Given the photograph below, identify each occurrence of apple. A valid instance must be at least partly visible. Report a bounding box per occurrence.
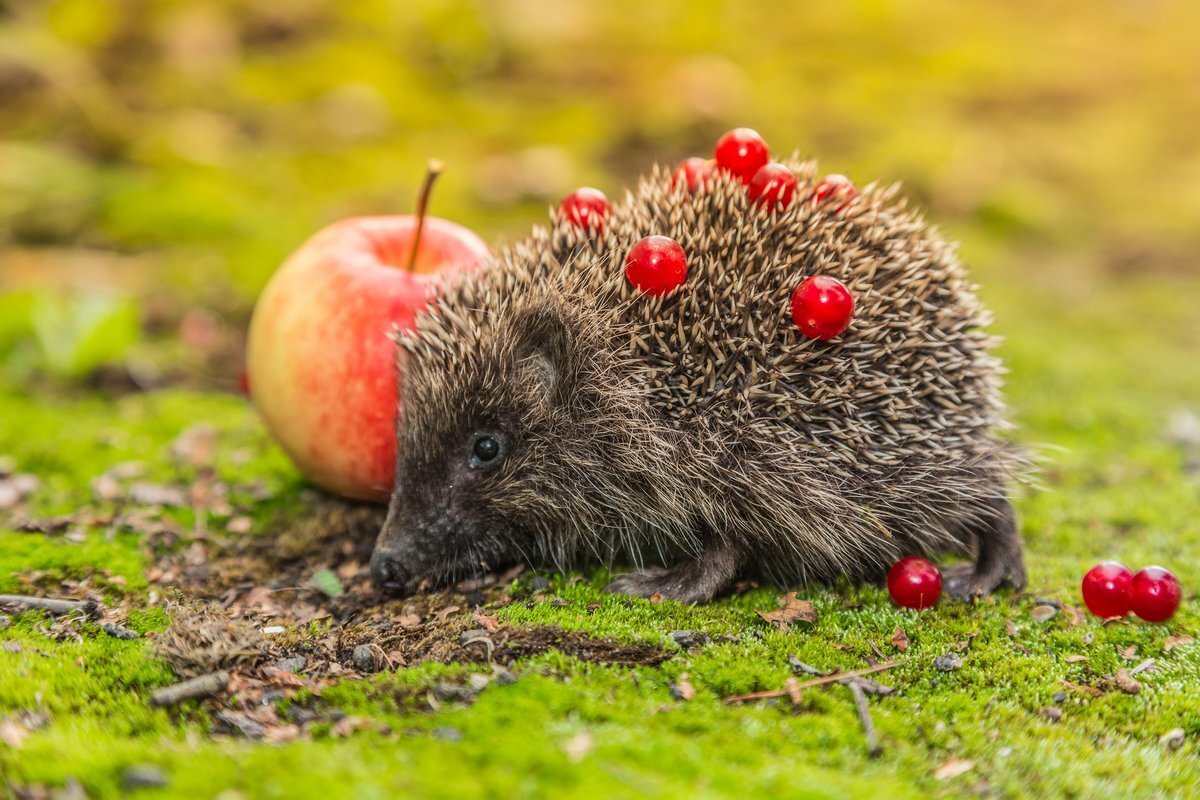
[247,162,492,501]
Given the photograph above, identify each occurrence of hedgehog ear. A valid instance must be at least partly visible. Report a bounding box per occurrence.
[512,305,573,403]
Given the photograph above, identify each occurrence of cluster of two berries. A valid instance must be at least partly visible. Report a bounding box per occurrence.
[557,127,857,341]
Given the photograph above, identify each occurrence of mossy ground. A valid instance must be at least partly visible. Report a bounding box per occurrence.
[3,1,1200,798]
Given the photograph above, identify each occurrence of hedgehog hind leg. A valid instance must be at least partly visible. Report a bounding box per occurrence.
[944,496,1027,602]
[606,537,741,604]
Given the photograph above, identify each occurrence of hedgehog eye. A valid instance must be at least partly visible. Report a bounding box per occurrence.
[469,434,504,468]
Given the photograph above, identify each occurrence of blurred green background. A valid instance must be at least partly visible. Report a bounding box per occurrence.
[2,0,1198,391]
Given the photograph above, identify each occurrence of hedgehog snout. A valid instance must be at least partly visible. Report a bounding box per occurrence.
[369,546,412,594]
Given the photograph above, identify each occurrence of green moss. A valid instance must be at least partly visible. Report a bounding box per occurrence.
[5,1,1200,796]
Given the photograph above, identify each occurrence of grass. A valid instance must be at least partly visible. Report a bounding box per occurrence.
[3,0,1200,796]
[3,268,1199,798]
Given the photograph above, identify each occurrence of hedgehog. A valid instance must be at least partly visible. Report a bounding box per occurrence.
[369,156,1028,604]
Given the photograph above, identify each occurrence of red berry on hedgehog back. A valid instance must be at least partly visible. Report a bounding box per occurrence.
[673,158,716,193]
[1130,565,1181,622]
[747,163,798,212]
[812,174,857,213]
[714,128,769,184]
[559,187,611,232]
[625,235,687,296]
[1081,561,1133,618]
[791,275,854,340]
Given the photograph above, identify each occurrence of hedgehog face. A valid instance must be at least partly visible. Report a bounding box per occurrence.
[370,303,583,595]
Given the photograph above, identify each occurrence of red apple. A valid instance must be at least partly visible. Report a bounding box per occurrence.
[247,163,491,501]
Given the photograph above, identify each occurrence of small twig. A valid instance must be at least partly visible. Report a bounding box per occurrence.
[150,670,230,707]
[848,679,882,758]
[0,594,96,617]
[724,661,898,704]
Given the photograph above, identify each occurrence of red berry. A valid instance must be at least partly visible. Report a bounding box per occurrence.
[747,163,798,212]
[559,187,611,232]
[1080,561,1133,618]
[624,235,687,296]
[714,128,770,184]
[887,557,942,610]
[812,174,858,213]
[1130,565,1182,622]
[673,158,716,192]
[790,275,854,340]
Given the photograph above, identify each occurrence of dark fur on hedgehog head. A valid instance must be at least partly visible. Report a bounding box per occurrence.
[370,159,1028,604]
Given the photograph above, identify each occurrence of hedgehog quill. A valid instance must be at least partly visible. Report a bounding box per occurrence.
[370,147,1028,604]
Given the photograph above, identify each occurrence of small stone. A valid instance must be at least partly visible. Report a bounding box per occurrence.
[1030,605,1058,622]
[432,726,462,742]
[1160,728,1185,750]
[468,674,491,692]
[432,682,474,702]
[1033,597,1062,609]
[493,667,518,686]
[121,764,169,790]
[671,630,709,649]
[1039,707,1063,722]
[103,622,139,640]
[274,656,307,674]
[1052,691,1068,704]
[351,645,377,673]
[934,653,963,671]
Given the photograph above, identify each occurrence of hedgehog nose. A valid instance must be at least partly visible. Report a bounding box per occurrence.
[370,548,410,594]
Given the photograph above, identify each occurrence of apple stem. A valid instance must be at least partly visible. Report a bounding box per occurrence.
[406,159,445,272]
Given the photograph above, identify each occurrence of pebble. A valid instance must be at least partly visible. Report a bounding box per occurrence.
[1052,691,1068,704]
[493,668,518,686]
[1160,728,1186,751]
[671,630,709,649]
[934,653,963,672]
[468,674,491,692]
[121,764,169,790]
[351,645,377,673]
[274,656,307,674]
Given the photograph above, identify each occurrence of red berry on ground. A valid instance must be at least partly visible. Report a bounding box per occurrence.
[1080,561,1134,618]
[790,275,855,340]
[624,235,688,296]
[714,128,770,184]
[812,174,858,213]
[558,187,611,232]
[887,557,943,610]
[747,163,799,212]
[673,158,716,193]
[1130,565,1182,622]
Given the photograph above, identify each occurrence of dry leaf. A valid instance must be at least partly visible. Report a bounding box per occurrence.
[1061,605,1084,626]
[785,677,803,705]
[1064,654,1087,663]
[563,730,593,763]
[434,605,461,623]
[473,613,499,632]
[934,758,974,780]
[1164,634,1194,652]
[0,720,29,749]
[1115,669,1142,695]
[756,593,818,632]
[1030,605,1057,622]
[1005,620,1019,637]
[671,673,696,701]
[1062,679,1104,698]
[891,627,909,652]
[1119,644,1137,660]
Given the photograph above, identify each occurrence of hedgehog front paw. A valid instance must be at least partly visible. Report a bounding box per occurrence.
[606,568,714,604]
